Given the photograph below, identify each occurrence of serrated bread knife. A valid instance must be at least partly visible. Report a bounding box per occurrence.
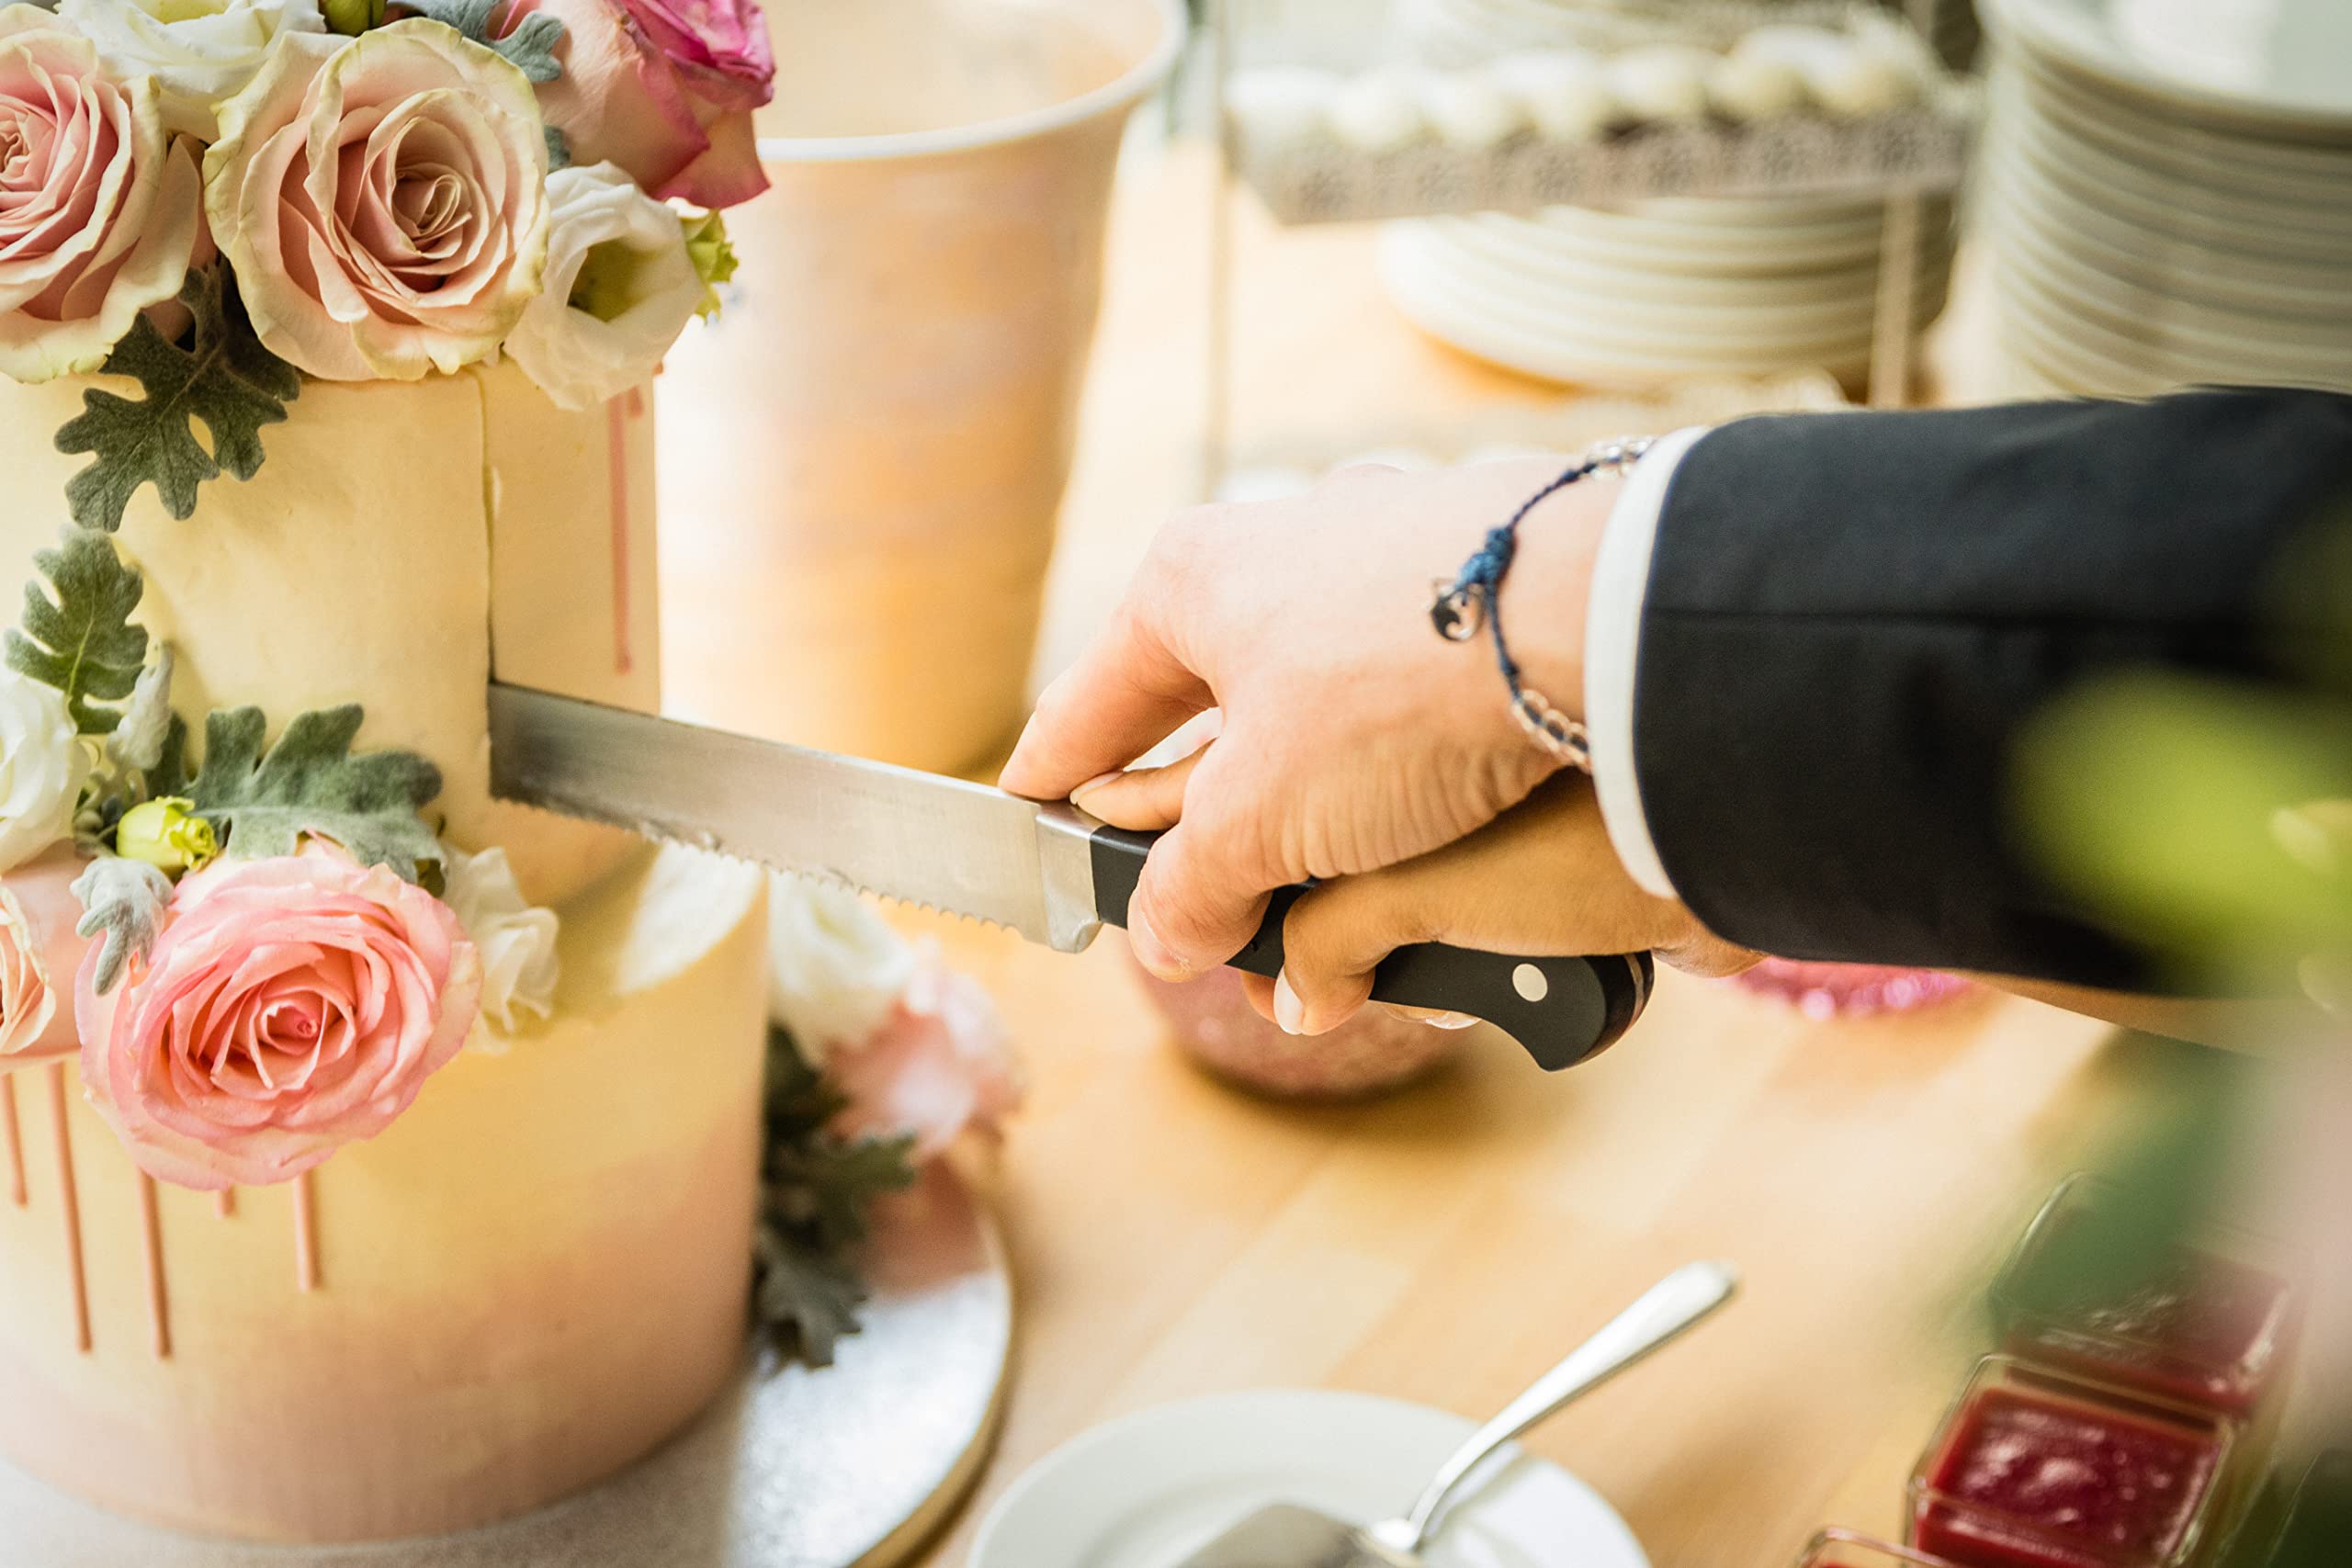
[486,683,1653,1071]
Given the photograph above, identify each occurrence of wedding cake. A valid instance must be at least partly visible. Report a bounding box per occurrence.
[0,0,1004,1545]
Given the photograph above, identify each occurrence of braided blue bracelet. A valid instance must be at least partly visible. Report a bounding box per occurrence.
[1428,436,1653,772]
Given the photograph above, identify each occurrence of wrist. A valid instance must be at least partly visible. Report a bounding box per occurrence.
[1492,471,1611,722]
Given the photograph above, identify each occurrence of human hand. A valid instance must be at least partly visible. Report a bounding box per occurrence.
[1076,765,1756,1033]
[1000,458,1611,981]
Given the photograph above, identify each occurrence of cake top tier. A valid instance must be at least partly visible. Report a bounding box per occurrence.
[0,0,770,527]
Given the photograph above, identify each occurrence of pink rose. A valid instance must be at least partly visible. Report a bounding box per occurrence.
[203,22,550,380]
[502,0,771,209]
[0,16,204,381]
[826,953,1020,1160]
[78,847,481,1191]
[0,847,95,1072]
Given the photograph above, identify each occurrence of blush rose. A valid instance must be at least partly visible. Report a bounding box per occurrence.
[0,846,95,1073]
[501,0,771,209]
[203,20,550,380]
[0,16,204,382]
[78,846,482,1190]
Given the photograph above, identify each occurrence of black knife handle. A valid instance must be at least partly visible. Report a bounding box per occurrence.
[1088,826,1652,1072]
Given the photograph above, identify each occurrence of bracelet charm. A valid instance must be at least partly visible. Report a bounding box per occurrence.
[1429,436,1653,772]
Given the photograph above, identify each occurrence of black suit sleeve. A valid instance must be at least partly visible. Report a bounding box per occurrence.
[1631,389,2352,988]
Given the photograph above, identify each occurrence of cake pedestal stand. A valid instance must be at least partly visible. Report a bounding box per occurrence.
[0,1163,1013,1568]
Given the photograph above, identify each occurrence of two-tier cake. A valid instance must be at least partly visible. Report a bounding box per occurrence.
[0,0,1008,1545]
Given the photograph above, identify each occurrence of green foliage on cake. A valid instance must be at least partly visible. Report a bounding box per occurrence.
[7,529,150,735]
[753,1028,918,1367]
[187,705,447,887]
[55,267,301,534]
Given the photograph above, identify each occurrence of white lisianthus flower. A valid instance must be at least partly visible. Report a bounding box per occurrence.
[767,875,916,1065]
[507,162,704,412]
[0,674,87,876]
[56,0,327,139]
[442,846,560,1046]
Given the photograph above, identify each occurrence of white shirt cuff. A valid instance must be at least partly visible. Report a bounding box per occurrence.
[1583,424,1708,901]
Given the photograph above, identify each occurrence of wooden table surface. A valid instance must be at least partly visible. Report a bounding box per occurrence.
[899,141,2237,1568]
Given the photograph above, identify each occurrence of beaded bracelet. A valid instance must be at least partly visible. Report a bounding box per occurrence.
[1427,435,1653,771]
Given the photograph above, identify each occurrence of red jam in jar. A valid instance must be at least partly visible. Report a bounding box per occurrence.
[1909,1359,2234,1568]
[1995,1178,2295,1419]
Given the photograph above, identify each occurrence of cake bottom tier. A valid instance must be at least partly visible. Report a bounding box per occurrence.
[0,845,768,1544]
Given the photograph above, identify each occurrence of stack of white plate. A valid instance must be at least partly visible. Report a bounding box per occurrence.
[1400,0,1979,66]
[1379,0,1958,389]
[1976,0,2352,398]
[1382,196,1952,386]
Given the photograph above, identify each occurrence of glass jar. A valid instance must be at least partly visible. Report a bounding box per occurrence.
[1992,1174,2298,1420]
[1908,1356,2239,1568]
[1795,1528,1964,1568]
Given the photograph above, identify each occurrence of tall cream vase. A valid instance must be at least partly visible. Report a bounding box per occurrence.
[659,0,1184,773]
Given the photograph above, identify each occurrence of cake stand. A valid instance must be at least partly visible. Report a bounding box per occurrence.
[0,1163,1014,1568]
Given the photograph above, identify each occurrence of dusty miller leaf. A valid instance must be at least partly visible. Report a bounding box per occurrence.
[401,0,566,82]
[106,646,176,772]
[53,266,300,532]
[187,705,445,878]
[752,1026,919,1367]
[752,1228,867,1369]
[7,529,148,735]
[72,856,173,995]
[545,121,571,169]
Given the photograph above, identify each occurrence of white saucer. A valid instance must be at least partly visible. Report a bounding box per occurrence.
[970,1389,1649,1568]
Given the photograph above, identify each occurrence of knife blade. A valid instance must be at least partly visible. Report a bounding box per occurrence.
[487,683,1652,1070]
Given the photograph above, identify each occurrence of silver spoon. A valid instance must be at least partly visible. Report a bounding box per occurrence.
[1175,1259,1741,1567]
[1363,1259,1740,1560]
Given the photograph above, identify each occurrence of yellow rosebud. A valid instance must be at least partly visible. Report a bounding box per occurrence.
[116,797,219,874]
[323,0,384,36]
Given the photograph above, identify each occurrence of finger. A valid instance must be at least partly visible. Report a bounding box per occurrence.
[1125,752,1277,977]
[1001,604,1211,802]
[1238,971,1278,1022]
[1269,875,1425,1034]
[1376,1002,1478,1028]
[1069,743,1209,833]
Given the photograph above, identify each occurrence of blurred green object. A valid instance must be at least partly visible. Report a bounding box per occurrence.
[2018,672,2352,991]
[2222,1451,2352,1568]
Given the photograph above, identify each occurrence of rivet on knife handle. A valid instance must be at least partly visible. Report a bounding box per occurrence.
[1086,826,1652,1071]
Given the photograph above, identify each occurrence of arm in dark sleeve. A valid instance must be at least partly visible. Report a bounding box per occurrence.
[1630,388,2352,988]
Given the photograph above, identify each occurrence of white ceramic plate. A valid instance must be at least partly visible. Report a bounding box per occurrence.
[1993,245,2351,390]
[1982,0,2352,131]
[969,1389,1650,1568]
[1381,239,1894,386]
[2006,47,2352,187]
[1991,192,2352,355]
[1979,139,2351,314]
[2000,89,2352,249]
[1392,220,1947,343]
[1982,151,2352,344]
[1439,226,1888,305]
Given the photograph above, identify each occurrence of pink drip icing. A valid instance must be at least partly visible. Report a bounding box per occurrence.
[607,391,639,677]
[294,1172,320,1292]
[47,1065,88,1352]
[137,1173,171,1359]
[2,1074,21,1207]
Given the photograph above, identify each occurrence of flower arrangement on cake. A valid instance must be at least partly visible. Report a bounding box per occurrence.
[0,0,764,527]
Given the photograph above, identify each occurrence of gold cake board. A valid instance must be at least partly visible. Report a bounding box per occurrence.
[0,1163,1014,1568]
